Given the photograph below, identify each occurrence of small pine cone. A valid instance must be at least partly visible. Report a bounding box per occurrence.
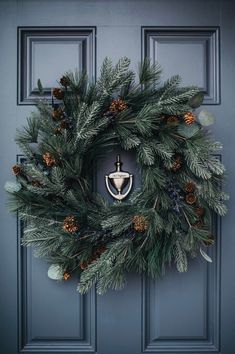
[94,246,107,257]
[184,181,195,193]
[171,155,182,172]
[31,180,41,187]
[167,115,179,126]
[97,246,107,255]
[185,193,197,205]
[63,272,71,280]
[51,108,64,120]
[12,164,22,176]
[109,98,128,113]
[42,152,56,167]
[60,75,70,87]
[195,207,205,217]
[53,87,64,100]
[80,261,88,270]
[63,215,79,234]
[133,215,149,232]
[183,112,196,125]
[60,120,70,130]
[53,127,62,135]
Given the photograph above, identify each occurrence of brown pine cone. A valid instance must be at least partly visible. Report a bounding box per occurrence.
[183,112,196,125]
[171,155,182,172]
[31,180,41,187]
[53,87,64,100]
[185,193,197,205]
[60,75,70,87]
[167,115,179,126]
[12,164,22,176]
[60,120,70,129]
[80,261,88,270]
[63,272,71,280]
[53,127,62,135]
[51,108,64,120]
[184,181,195,193]
[42,152,56,167]
[63,215,79,234]
[109,98,128,113]
[195,207,205,217]
[133,215,149,232]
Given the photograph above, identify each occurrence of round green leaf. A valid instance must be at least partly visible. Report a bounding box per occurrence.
[198,109,215,126]
[189,92,204,108]
[48,264,64,280]
[4,181,22,193]
[177,123,200,138]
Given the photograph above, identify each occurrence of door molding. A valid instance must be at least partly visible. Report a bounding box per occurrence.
[141,26,220,105]
[17,26,96,105]
[17,157,97,353]
[142,213,221,353]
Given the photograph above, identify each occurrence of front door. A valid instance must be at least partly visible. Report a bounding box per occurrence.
[0,1,234,353]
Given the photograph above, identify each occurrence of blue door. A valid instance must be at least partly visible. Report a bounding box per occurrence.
[0,1,234,353]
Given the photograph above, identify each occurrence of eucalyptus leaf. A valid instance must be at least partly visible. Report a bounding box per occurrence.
[200,248,212,263]
[198,109,215,126]
[189,91,204,108]
[177,123,200,138]
[4,181,22,193]
[48,264,64,280]
[37,79,44,95]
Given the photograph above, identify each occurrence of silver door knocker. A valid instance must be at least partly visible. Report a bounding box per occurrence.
[105,155,133,201]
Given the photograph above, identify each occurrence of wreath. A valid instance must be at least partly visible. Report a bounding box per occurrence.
[6,57,228,294]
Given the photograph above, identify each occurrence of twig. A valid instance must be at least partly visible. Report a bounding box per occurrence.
[171,133,187,141]
[182,209,192,228]
[152,196,159,210]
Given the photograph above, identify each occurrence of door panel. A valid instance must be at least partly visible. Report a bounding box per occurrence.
[0,1,234,354]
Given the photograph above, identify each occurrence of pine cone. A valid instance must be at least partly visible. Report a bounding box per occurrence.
[133,215,149,232]
[171,155,182,172]
[53,88,64,100]
[31,180,41,187]
[183,112,196,125]
[109,98,128,113]
[42,152,56,167]
[63,272,71,280]
[185,193,197,205]
[63,215,79,233]
[51,108,64,120]
[53,127,62,135]
[60,120,70,129]
[80,261,88,270]
[184,181,195,193]
[12,164,22,176]
[167,115,179,126]
[60,75,70,87]
[94,246,107,257]
[195,207,205,217]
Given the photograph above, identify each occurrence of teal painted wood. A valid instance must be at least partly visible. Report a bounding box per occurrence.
[0,1,234,353]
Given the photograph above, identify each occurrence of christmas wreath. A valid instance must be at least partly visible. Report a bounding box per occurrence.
[6,57,228,294]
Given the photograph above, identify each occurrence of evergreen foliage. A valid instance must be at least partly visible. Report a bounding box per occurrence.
[6,57,228,294]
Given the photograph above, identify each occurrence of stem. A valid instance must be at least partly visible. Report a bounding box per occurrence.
[22,236,58,242]
[182,209,192,228]
[152,196,159,210]
[20,213,63,224]
[70,251,82,259]
[119,119,136,124]
[171,133,187,141]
